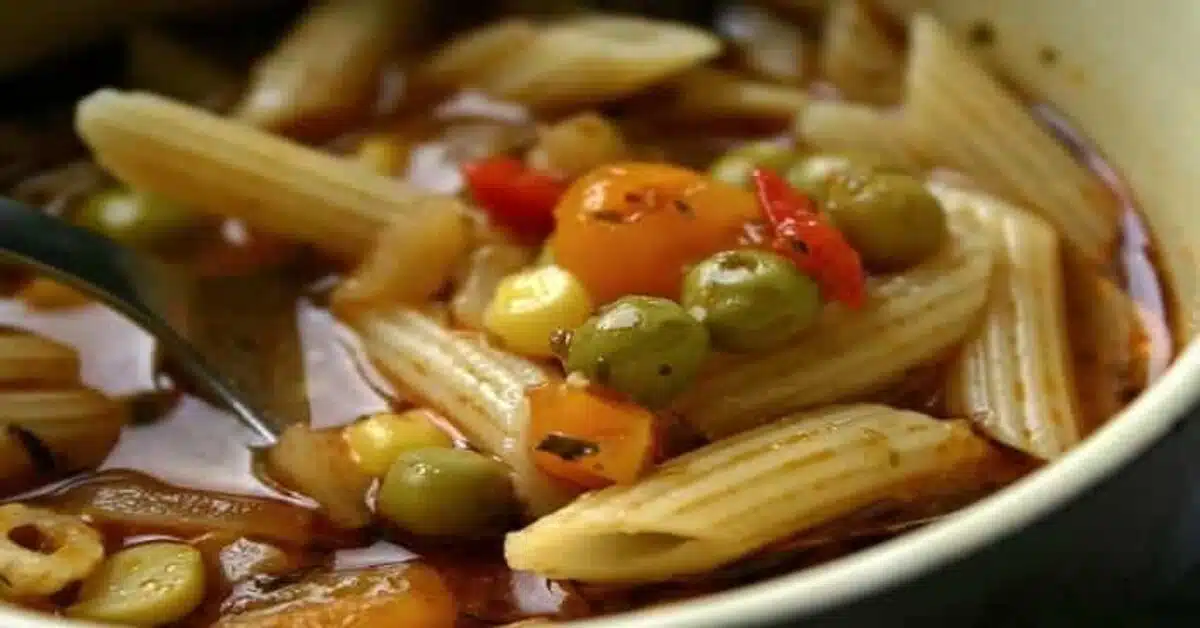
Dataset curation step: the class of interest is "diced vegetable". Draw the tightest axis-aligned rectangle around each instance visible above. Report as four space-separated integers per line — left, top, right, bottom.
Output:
266 425 373 529
462 157 568 238
215 563 456 628
708 142 800 189
682 249 823 352
564 296 709 408
549 163 760 304
528 382 658 488
343 409 455 477
376 448 517 538
819 171 948 272
74 187 204 249
68 542 206 627
190 534 299 585
483 266 594 357
45 471 315 546
751 167 866 308
0 504 105 597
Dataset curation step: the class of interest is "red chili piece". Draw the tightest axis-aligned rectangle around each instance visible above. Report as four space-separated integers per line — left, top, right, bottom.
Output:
461 157 567 238
751 167 866 309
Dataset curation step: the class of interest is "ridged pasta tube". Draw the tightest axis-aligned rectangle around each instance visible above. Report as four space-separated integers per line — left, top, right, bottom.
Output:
76 90 466 262
941 184 1081 460
819 0 906 105
0 332 80 386
902 15 1117 264
506 404 997 582
350 309 576 515
676 191 995 439
795 101 926 172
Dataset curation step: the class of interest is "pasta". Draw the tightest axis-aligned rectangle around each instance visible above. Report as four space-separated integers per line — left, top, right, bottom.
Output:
525 112 630 179
265 424 373 529
0 331 80 386
663 68 810 122
819 0 905 105
721 4 809 84
420 19 539 90
0 389 128 477
350 308 577 515
676 190 995 439
795 100 926 172
505 404 997 582
76 90 464 262
476 15 722 109
233 0 418 135
941 185 1081 459
902 15 1118 264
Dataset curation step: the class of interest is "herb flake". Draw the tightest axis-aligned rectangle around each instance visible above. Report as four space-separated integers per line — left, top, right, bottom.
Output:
536 433 601 462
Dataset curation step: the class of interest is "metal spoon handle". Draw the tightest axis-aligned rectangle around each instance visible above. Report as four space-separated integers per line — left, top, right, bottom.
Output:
0 196 278 444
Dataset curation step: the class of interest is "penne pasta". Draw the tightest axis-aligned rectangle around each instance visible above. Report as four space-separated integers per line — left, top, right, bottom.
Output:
943 184 1082 459
663 68 810 122
819 0 906 105
420 19 539 90
525 112 629 179
721 4 809 84
266 424 373 529
350 308 577 515
477 15 722 110
451 242 537 331
0 331 81 386
1065 260 1148 435
233 0 418 135
902 15 1118 264
0 389 128 485
795 100 926 171
676 191 995 439
505 404 998 582
76 90 467 262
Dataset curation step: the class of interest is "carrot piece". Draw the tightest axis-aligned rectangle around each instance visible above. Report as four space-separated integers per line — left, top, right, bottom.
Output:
548 162 760 305
528 381 658 489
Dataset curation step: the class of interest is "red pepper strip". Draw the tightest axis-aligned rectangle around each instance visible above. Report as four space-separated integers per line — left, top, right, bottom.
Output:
462 157 567 238
751 167 866 309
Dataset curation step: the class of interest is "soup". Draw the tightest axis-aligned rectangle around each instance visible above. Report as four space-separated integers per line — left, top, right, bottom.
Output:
0 1 1174 626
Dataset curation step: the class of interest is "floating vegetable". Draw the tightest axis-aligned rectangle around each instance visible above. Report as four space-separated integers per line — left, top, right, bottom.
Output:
68 542 206 627
484 265 594 357
682 249 823 352
528 381 658 488
462 157 568 238
751 167 866 308
377 448 517 538
343 409 455 477
564 296 709 407
550 163 760 304
820 171 948 272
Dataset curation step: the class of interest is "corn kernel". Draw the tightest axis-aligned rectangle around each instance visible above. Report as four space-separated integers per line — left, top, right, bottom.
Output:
483 266 593 357
355 135 409 176
344 409 454 477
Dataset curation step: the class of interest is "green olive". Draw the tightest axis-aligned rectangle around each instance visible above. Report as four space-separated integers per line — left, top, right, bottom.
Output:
822 172 948 272
682 250 822 352
377 448 516 538
564 296 709 407
67 542 206 627
784 152 901 200
708 142 800 189
74 187 203 249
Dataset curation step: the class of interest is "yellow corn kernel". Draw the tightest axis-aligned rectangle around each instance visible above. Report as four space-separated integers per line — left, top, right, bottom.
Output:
343 409 455 477
483 266 593 358
355 135 409 176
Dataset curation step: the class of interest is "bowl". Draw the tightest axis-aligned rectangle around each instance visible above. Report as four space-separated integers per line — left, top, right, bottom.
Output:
3 0 1200 626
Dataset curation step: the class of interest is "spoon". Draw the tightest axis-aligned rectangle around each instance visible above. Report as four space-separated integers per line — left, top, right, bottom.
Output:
0 196 279 445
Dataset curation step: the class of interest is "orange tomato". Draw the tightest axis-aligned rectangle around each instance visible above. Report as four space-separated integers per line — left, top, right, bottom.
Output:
528 382 658 489
548 162 760 305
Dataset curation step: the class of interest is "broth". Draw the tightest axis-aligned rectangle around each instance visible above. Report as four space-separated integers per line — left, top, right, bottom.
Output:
0 2 1178 626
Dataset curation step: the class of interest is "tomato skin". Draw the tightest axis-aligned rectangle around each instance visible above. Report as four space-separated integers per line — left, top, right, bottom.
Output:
462 157 566 238
549 162 761 305
751 167 866 309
